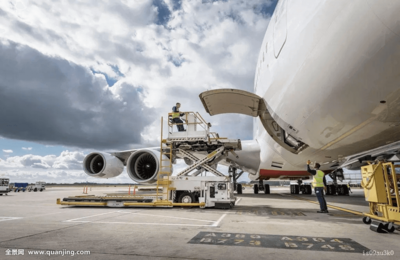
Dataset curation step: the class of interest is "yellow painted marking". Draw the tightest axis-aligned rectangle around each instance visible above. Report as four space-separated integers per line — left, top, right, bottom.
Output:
285 242 298 248
303 243 313 249
249 240 261 246
321 244 335 250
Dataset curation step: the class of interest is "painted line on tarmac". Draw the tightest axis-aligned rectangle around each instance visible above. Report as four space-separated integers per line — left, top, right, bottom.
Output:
289 195 363 216
124 212 215 223
63 211 226 228
63 211 122 222
0 217 23 222
211 214 227 227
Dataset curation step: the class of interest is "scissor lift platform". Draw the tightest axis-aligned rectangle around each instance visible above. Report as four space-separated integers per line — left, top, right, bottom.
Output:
57 112 239 209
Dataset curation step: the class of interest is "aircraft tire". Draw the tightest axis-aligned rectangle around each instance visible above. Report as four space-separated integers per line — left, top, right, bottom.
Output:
264 184 270 194
254 184 259 194
237 184 243 194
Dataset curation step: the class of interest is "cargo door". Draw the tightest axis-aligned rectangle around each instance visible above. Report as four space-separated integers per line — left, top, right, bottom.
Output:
199 89 308 154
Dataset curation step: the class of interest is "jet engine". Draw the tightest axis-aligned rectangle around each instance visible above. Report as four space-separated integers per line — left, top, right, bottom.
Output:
83 152 124 178
126 149 171 183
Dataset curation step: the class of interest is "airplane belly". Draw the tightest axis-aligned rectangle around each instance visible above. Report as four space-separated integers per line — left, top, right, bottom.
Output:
255 0 400 169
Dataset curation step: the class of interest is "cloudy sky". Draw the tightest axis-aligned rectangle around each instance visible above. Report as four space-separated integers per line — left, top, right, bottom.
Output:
0 0 277 183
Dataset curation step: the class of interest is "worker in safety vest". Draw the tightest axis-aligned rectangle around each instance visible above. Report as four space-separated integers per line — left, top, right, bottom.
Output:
171 103 185 132
307 160 328 213
347 182 352 193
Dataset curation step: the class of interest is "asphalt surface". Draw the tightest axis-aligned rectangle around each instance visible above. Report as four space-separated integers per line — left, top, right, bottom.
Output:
0 186 398 259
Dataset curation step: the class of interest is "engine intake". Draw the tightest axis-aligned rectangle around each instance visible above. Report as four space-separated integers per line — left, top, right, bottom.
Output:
83 152 124 178
127 149 170 183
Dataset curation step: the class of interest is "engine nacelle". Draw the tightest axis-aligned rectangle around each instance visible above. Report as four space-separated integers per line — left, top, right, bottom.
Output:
126 149 171 183
83 152 124 178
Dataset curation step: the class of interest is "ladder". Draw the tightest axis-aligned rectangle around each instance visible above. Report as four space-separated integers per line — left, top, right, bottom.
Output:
156 117 173 204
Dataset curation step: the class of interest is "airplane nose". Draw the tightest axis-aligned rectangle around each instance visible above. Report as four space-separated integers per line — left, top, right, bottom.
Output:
367 0 400 36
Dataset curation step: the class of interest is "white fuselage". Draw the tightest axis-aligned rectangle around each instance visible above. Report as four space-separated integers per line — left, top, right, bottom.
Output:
252 0 400 180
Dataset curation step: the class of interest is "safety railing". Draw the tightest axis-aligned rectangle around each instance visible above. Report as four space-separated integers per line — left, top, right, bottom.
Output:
168 111 219 139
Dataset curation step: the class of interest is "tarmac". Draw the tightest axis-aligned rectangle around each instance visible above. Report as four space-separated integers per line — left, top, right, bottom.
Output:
0 186 399 259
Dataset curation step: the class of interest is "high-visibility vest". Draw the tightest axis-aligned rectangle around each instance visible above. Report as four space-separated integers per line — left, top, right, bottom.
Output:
171 112 180 119
312 170 325 188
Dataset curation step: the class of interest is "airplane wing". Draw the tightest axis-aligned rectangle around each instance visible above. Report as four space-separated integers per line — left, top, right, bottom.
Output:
110 147 160 165
339 140 400 169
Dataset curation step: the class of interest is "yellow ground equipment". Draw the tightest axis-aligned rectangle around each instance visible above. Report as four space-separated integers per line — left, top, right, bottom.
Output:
361 162 400 233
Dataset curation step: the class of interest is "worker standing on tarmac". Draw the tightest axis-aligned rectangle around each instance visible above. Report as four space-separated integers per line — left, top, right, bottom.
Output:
307 160 329 213
171 103 185 132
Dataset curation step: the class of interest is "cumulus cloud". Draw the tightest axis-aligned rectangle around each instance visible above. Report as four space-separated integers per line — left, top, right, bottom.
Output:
0 41 155 149
0 0 275 150
0 149 250 183
0 151 84 170
22 147 32 150
3 149 13 153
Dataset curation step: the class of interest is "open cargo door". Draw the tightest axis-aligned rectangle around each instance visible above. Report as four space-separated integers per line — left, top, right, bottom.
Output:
200 89 262 117
199 89 308 154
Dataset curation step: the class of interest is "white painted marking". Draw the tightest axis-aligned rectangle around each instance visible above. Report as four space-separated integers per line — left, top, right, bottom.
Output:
27 212 65 218
235 198 242 205
63 211 225 228
211 214 227 227
130 213 215 223
64 211 120 222
0 217 23 222
68 221 216 227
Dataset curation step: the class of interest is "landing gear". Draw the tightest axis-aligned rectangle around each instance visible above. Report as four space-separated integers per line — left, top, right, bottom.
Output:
290 185 299 194
326 185 336 195
229 166 244 195
325 184 349 195
236 184 243 194
264 184 270 194
326 168 349 196
253 184 259 194
337 184 349 195
290 180 312 195
300 185 312 195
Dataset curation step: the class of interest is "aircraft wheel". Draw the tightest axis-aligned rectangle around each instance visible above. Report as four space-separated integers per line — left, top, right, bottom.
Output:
264 184 270 194
254 184 259 194
237 184 243 194
290 185 299 194
326 185 336 195
342 185 349 195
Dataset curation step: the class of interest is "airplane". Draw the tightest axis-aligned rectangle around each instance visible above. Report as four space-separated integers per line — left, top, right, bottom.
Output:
83 0 400 196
